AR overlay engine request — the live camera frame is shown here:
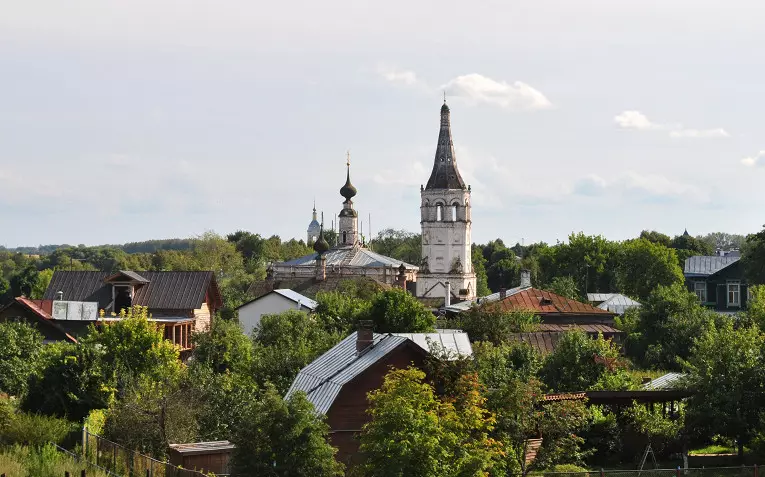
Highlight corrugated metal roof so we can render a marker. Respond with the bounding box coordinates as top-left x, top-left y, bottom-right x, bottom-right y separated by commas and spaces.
508, 332, 563, 354
444, 286, 526, 312
587, 293, 616, 303
286, 331, 473, 414
391, 331, 472, 357
168, 441, 234, 455
281, 247, 417, 269
641, 372, 686, 390
273, 289, 318, 310
596, 294, 641, 315
44, 271, 220, 311
684, 256, 740, 277
106, 270, 150, 283
495, 288, 614, 316
538, 323, 621, 333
